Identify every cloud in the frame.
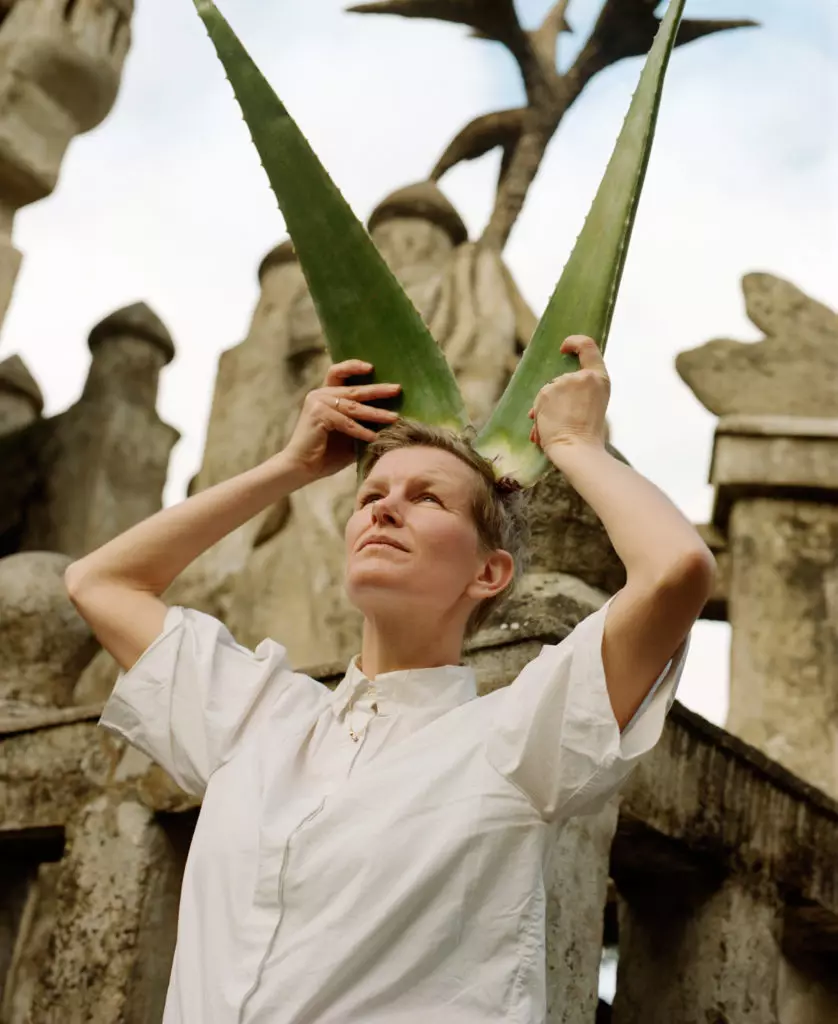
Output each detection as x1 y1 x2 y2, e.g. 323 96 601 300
2 0 836 724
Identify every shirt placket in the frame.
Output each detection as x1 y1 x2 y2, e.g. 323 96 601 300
346 686 380 744
237 697 380 1021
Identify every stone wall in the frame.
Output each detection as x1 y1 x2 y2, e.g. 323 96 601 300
2 623 837 1022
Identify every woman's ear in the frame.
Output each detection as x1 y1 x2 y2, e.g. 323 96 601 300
468 549 515 602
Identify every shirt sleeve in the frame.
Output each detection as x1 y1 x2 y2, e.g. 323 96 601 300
486 598 688 822
98 606 296 798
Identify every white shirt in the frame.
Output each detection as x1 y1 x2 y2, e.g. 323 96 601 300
100 600 686 1024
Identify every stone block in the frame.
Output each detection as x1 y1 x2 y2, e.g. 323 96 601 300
710 415 838 527
0 552 97 707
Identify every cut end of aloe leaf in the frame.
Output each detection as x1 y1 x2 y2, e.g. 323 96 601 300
474 437 547 490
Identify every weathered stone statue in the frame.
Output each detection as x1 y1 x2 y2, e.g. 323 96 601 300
0 551 95 712
678 273 838 799
0 0 133 332
0 353 41 437
10 5 838 1024
1 303 179 559
181 181 536 667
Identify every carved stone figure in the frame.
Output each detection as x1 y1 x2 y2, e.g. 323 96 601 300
676 272 838 418
0 551 96 710
0 0 134 330
0 302 178 559
0 353 42 436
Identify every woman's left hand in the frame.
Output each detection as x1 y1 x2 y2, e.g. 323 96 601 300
529 335 610 456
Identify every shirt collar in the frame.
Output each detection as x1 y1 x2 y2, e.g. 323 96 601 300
331 656 477 718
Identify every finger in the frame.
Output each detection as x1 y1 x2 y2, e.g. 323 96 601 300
560 335 605 373
327 396 399 424
326 382 401 402
326 408 379 444
323 360 373 387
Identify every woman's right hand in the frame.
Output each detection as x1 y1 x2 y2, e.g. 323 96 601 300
282 360 401 483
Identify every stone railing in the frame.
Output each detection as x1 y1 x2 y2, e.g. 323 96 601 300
2 625 836 1023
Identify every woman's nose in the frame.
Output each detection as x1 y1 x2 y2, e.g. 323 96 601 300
371 499 400 526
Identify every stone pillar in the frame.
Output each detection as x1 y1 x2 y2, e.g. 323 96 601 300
779 953 838 1024
545 806 619 1024
677 273 838 797
0 859 37 1002
710 417 838 796
611 872 783 1024
8 796 183 1024
194 241 307 495
0 354 42 436
0 0 133 333
473 582 622 1024
0 200 21 330
676 273 838 1023
166 242 308 621
19 302 179 557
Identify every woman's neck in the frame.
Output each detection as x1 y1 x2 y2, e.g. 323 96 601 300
358 612 466 679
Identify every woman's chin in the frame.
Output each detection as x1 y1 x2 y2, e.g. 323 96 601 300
345 565 411 598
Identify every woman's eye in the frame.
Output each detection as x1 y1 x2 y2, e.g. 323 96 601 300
419 493 441 505
359 493 381 507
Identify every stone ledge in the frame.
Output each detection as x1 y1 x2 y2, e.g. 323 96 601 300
617 700 838 951
0 703 104 739
710 415 838 527
3 636 836 958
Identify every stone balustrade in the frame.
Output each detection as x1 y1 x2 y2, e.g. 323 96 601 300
2 624 836 1023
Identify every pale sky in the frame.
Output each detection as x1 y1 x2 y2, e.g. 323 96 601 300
3 0 837 726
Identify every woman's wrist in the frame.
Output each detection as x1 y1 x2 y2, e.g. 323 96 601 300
261 449 319 494
544 437 610 477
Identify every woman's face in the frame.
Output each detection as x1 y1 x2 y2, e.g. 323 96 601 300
344 446 490 625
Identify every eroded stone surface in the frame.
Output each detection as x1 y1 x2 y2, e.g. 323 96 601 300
16 303 178 557
676 274 838 418
1 631 838 1019
545 805 619 1024
726 499 838 797
612 874 783 1024
0 354 42 435
0 552 97 707
17 797 176 1023
0 0 134 333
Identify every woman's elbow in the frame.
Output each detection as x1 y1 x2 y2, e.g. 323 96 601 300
666 544 717 614
64 559 99 611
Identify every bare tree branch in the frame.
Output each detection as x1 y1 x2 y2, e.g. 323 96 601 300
530 0 572 68
348 0 759 250
569 2 756 94
430 108 526 180
348 1 521 44
678 17 758 47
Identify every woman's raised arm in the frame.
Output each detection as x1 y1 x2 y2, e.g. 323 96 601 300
66 361 400 671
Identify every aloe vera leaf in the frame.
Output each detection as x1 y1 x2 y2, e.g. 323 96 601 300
191 0 468 432
475 0 687 486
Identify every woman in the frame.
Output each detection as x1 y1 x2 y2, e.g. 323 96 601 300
66 336 714 1023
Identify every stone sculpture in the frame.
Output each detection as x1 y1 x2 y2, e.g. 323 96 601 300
679 273 838 799
0 0 134 331
6 4 838 1022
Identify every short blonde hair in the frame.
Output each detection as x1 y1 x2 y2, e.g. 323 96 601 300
359 420 529 636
